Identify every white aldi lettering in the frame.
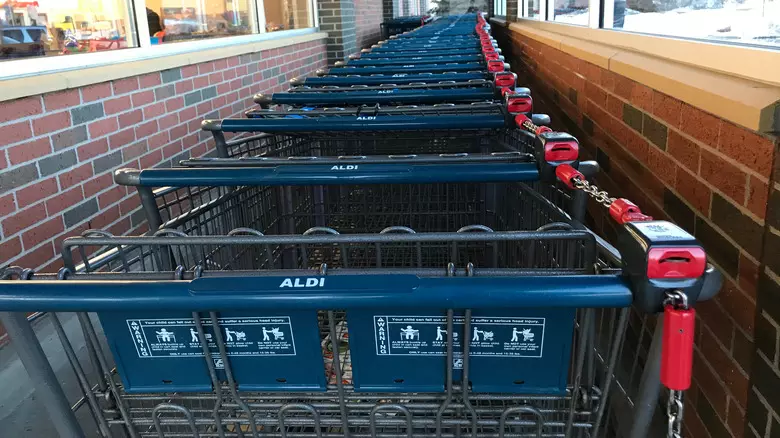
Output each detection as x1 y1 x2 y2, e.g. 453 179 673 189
279 278 325 288
330 165 358 170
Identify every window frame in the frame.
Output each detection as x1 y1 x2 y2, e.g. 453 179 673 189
0 0 320 79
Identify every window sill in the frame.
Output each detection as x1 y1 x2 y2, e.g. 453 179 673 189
493 18 780 133
0 29 327 103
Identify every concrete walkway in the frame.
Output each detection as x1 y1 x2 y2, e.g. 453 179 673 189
0 313 120 438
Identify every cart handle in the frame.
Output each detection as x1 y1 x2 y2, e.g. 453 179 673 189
255 88 495 106
326 63 486 75
0 275 633 312
114 162 540 187
203 113 506 133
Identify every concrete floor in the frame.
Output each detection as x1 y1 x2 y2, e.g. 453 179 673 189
0 313 118 438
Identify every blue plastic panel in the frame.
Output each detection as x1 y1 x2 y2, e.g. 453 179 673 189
100 310 325 393
348 308 575 394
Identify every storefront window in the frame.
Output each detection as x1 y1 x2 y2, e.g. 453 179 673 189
527 0 540 18
263 0 312 32
148 0 254 43
613 0 779 47
0 0 136 61
553 0 589 24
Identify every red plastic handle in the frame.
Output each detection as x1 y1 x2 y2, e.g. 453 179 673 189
660 305 695 390
555 164 584 189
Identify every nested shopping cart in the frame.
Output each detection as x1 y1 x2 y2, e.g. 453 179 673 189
380 15 434 39
0 144 721 438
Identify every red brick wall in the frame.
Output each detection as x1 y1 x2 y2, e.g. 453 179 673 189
495 25 779 438
355 0 384 49
0 38 327 272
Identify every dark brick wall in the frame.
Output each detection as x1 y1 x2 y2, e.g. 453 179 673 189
493 23 779 438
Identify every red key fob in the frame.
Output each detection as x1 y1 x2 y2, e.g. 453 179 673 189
660 305 696 391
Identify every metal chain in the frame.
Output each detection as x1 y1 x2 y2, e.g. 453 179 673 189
667 389 684 438
665 290 688 438
571 177 617 208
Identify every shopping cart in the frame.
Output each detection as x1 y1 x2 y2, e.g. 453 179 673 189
380 15 434 39
253 80 528 107
0 158 721 438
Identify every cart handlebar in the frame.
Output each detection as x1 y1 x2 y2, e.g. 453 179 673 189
0 274 633 312
203 113 507 132
114 162 541 187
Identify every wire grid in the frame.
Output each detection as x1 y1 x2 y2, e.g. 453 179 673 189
287 80 493 93
79 181 588 274
244 102 505 119
218 121 527 161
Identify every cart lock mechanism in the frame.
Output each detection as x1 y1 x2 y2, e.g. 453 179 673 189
554 161 721 438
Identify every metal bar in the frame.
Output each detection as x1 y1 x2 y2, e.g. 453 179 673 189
0 275 633 311
0 312 85 438
628 317 664 438
137 186 165 233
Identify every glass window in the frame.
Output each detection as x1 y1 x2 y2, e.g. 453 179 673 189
612 0 779 47
526 0 540 17
552 0 589 24
0 0 136 61
263 0 313 32
148 0 255 42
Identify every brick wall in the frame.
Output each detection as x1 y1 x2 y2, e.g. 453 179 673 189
494 24 779 438
0 38 327 273
355 0 383 50
748 176 780 435
319 0 359 62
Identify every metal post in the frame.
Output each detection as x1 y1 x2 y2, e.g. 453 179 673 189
628 317 663 438
212 130 230 158
0 312 85 438
136 187 164 233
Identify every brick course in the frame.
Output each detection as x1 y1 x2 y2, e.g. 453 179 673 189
495 25 779 438
0 38 327 270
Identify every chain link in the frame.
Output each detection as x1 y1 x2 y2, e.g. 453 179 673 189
667 389 684 438
665 290 688 438
571 177 617 208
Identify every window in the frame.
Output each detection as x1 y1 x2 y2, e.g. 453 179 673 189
526 0 541 18
608 0 780 47
552 0 589 25
0 0 136 61
495 0 507 15
149 0 255 42
519 0 780 48
262 0 312 32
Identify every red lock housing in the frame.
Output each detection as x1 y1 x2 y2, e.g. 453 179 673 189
647 247 707 279
608 199 653 224
660 305 696 391
494 72 516 88
487 60 504 72
506 93 533 113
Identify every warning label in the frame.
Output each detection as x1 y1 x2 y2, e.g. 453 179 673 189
127 317 296 359
374 316 544 358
